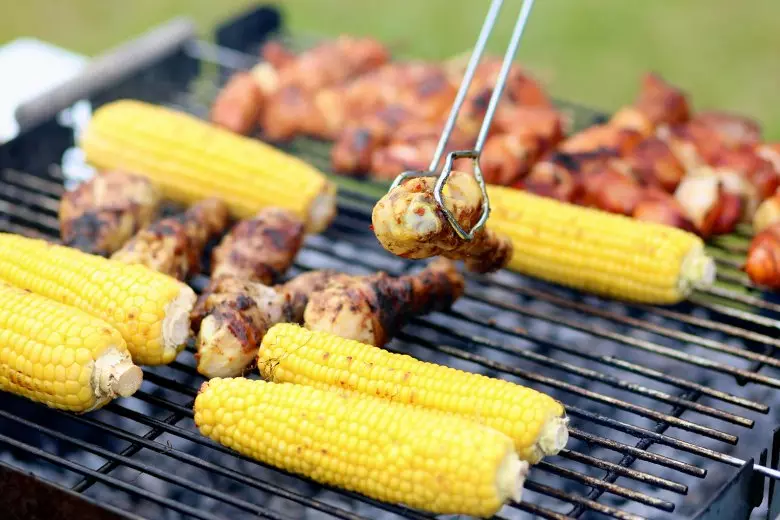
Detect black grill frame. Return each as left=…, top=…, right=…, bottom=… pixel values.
left=0, top=4, right=778, bottom=519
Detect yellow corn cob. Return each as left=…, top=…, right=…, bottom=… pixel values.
left=0, top=281, right=142, bottom=412
left=486, top=185, right=717, bottom=304
left=0, top=233, right=196, bottom=365
left=79, top=99, right=338, bottom=234
left=259, top=323, right=568, bottom=464
left=194, top=378, right=527, bottom=517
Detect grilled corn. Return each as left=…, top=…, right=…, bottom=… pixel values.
left=486, top=185, right=716, bottom=304
left=0, top=233, right=196, bottom=365
left=0, top=281, right=142, bottom=412
left=79, top=99, right=338, bottom=234
left=194, top=378, right=527, bottom=517
left=259, top=323, right=568, bottom=464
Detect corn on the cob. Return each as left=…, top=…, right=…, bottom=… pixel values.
left=0, top=281, right=142, bottom=412
left=0, top=233, right=196, bottom=365
left=486, top=185, right=716, bottom=304
left=259, top=323, right=568, bottom=464
left=79, top=99, right=337, bottom=234
left=194, top=378, right=527, bottom=517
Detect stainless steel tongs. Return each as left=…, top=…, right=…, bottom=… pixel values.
left=388, top=0, right=537, bottom=241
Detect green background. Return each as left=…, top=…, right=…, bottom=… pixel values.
left=2, top=0, right=778, bottom=138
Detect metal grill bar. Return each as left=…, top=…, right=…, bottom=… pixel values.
left=0, top=411, right=291, bottom=520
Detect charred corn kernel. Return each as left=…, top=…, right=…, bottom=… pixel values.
left=486, top=185, right=716, bottom=304
left=80, top=99, right=337, bottom=234
left=195, top=378, right=527, bottom=517
left=0, top=233, right=196, bottom=365
left=0, top=281, right=142, bottom=412
left=259, top=324, right=568, bottom=464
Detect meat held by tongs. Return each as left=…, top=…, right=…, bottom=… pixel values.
left=372, top=171, right=513, bottom=273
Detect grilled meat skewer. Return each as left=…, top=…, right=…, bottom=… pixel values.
left=59, top=171, right=161, bottom=256
left=111, top=198, right=229, bottom=280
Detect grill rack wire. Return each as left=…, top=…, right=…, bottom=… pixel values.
left=1, top=4, right=779, bottom=520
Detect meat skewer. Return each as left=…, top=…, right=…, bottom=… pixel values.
left=59, top=170, right=161, bottom=256
left=111, top=198, right=229, bottom=281
left=304, top=258, right=464, bottom=347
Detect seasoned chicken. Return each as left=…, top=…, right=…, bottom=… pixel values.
left=690, top=111, right=761, bottom=148
left=632, top=188, right=696, bottom=232
left=634, top=72, right=691, bottom=128
left=111, top=198, right=229, bottom=280
left=304, top=258, right=464, bottom=347
left=372, top=171, right=513, bottom=273
left=623, top=137, right=686, bottom=193
left=192, top=269, right=347, bottom=378
left=210, top=207, right=305, bottom=283
left=59, top=171, right=161, bottom=256
left=744, top=222, right=780, bottom=289
left=754, top=189, right=780, bottom=233
left=209, top=71, right=265, bottom=135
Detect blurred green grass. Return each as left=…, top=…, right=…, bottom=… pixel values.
left=2, top=0, right=779, bottom=139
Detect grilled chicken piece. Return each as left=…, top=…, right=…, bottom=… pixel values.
left=673, top=171, right=745, bottom=237
left=559, top=125, right=643, bottom=157
left=271, top=36, right=390, bottom=93
left=192, top=269, right=349, bottom=378
left=632, top=188, right=697, bottom=232
left=210, top=71, right=265, bottom=135
left=59, top=171, right=162, bottom=256
left=744, top=223, right=780, bottom=289
left=260, top=41, right=295, bottom=70
left=580, top=165, right=642, bottom=216
left=304, top=258, right=464, bottom=347
left=634, top=72, right=691, bottom=128
left=331, top=105, right=413, bottom=174
left=609, top=106, right=655, bottom=138
left=519, top=160, right=581, bottom=203
left=480, top=132, right=542, bottom=186
left=753, top=189, right=780, bottom=233
left=691, top=111, right=762, bottom=148
left=624, top=137, right=686, bottom=192
left=494, top=106, right=566, bottom=150
left=372, top=171, right=513, bottom=273
left=111, top=198, right=229, bottom=280
left=658, top=120, right=724, bottom=171
left=711, top=145, right=780, bottom=202
left=210, top=207, right=305, bottom=284
left=194, top=276, right=286, bottom=377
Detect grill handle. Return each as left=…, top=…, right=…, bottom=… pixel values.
left=14, top=17, right=197, bottom=131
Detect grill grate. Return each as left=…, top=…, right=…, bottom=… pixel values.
left=0, top=16, right=778, bottom=520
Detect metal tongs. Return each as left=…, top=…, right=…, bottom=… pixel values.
left=388, top=0, right=536, bottom=241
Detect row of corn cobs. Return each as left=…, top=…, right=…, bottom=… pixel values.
left=0, top=97, right=721, bottom=517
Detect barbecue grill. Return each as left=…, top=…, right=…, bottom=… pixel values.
left=2, top=4, right=780, bottom=519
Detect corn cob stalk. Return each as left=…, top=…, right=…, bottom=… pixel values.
left=0, top=281, right=142, bottom=412
left=79, top=99, right=338, bottom=234
left=0, top=233, right=196, bottom=365
left=194, top=378, right=527, bottom=517
left=486, top=185, right=716, bottom=304
left=259, top=323, right=568, bottom=464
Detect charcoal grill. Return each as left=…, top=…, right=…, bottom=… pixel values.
left=2, top=5, right=780, bottom=520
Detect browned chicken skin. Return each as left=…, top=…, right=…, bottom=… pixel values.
left=58, top=171, right=161, bottom=256
left=210, top=207, right=305, bottom=284
left=111, top=198, right=229, bottom=280
left=372, top=171, right=513, bottom=273
left=304, top=258, right=464, bottom=347
left=744, top=223, right=780, bottom=289
left=192, top=207, right=307, bottom=378
left=209, top=71, right=265, bottom=135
